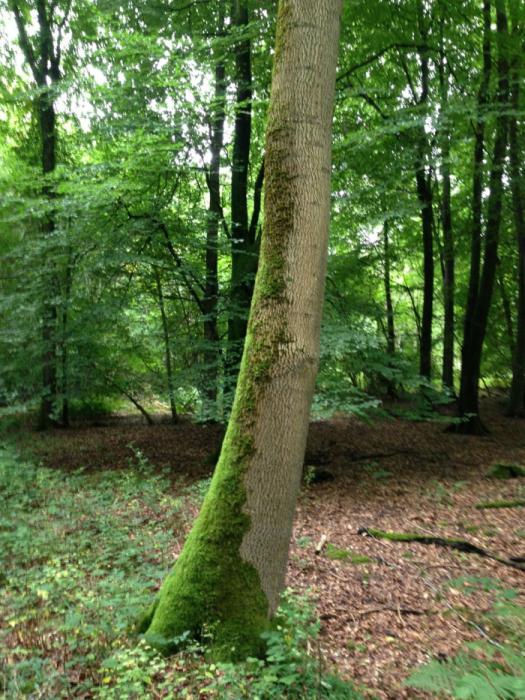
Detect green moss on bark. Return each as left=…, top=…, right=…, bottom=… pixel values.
left=143, top=239, right=290, bottom=660
left=142, top=0, right=302, bottom=662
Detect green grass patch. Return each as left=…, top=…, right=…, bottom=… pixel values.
left=486, top=463, right=525, bottom=479
left=475, top=499, right=525, bottom=509
left=326, top=543, right=373, bottom=565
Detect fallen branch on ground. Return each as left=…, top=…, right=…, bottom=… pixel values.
left=357, top=527, right=525, bottom=572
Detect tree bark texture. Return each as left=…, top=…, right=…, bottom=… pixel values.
left=456, top=0, right=510, bottom=434
left=142, top=0, right=342, bottom=660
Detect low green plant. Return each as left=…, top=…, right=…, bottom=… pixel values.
left=1, top=445, right=366, bottom=699
left=204, top=591, right=365, bottom=699
left=487, top=463, right=525, bottom=480
left=406, top=578, right=525, bottom=699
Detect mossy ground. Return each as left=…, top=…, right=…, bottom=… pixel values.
left=326, top=543, right=373, bottom=564
left=487, top=463, right=525, bottom=479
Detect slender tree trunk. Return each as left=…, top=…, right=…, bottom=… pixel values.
left=11, top=0, right=63, bottom=429
left=438, top=10, right=455, bottom=391
left=415, top=161, right=434, bottom=380
left=383, top=221, right=396, bottom=355
left=507, top=12, right=525, bottom=416
left=38, top=92, right=59, bottom=429
left=455, top=0, right=510, bottom=434
left=227, top=0, right=257, bottom=379
left=415, top=3, right=434, bottom=380
left=60, top=250, right=72, bottom=428
left=142, top=0, right=342, bottom=660
left=154, top=268, right=178, bottom=424
left=498, top=269, right=515, bottom=358
left=203, top=7, right=226, bottom=415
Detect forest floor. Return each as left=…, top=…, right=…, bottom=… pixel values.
left=2, top=397, right=525, bottom=699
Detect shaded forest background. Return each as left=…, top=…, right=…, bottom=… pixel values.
left=1, top=0, right=524, bottom=432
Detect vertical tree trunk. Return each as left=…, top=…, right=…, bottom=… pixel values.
left=455, top=0, right=492, bottom=433
left=38, top=88, right=59, bottom=429
left=415, top=161, right=434, bottom=380
left=456, top=0, right=510, bottom=434
left=60, top=249, right=72, bottom=428
left=498, top=269, right=515, bottom=358
left=203, top=6, right=226, bottom=415
left=383, top=220, right=396, bottom=355
left=228, top=0, right=257, bottom=378
left=154, top=268, right=178, bottom=424
left=142, top=0, right=342, bottom=660
left=11, top=0, right=62, bottom=429
left=415, top=2, right=434, bottom=380
left=438, top=8, right=455, bottom=391
left=507, top=9, right=525, bottom=416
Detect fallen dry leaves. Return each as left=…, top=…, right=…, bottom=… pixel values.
left=19, top=398, right=525, bottom=699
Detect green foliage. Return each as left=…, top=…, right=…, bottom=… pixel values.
left=406, top=579, right=525, bottom=699
left=0, top=444, right=364, bottom=697
left=475, top=499, right=525, bottom=509
left=202, top=591, right=365, bottom=700
left=486, top=464, right=525, bottom=480
left=0, top=443, right=179, bottom=697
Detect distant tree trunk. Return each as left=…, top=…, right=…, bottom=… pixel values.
left=142, top=0, right=342, bottom=660
left=10, top=0, right=67, bottom=429
left=203, top=6, right=226, bottom=414
left=60, top=249, right=73, bottom=428
left=383, top=220, right=396, bottom=355
left=438, top=9, right=455, bottom=391
left=455, top=0, right=510, bottom=434
left=507, top=10, right=525, bottom=416
left=415, top=2, right=434, bottom=380
left=498, top=269, right=515, bottom=358
left=228, top=0, right=257, bottom=379
left=154, top=268, right=178, bottom=424
left=39, top=92, right=59, bottom=429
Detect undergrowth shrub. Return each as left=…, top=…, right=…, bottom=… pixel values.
left=0, top=444, right=363, bottom=699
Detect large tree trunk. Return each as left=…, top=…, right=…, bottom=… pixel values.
left=455, top=0, right=510, bottom=434
left=227, top=0, right=257, bottom=379
left=203, top=7, right=226, bottom=415
left=142, top=0, right=342, bottom=660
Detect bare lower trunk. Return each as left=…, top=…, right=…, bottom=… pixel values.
left=154, top=268, right=178, bottom=424
left=143, top=0, right=342, bottom=660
